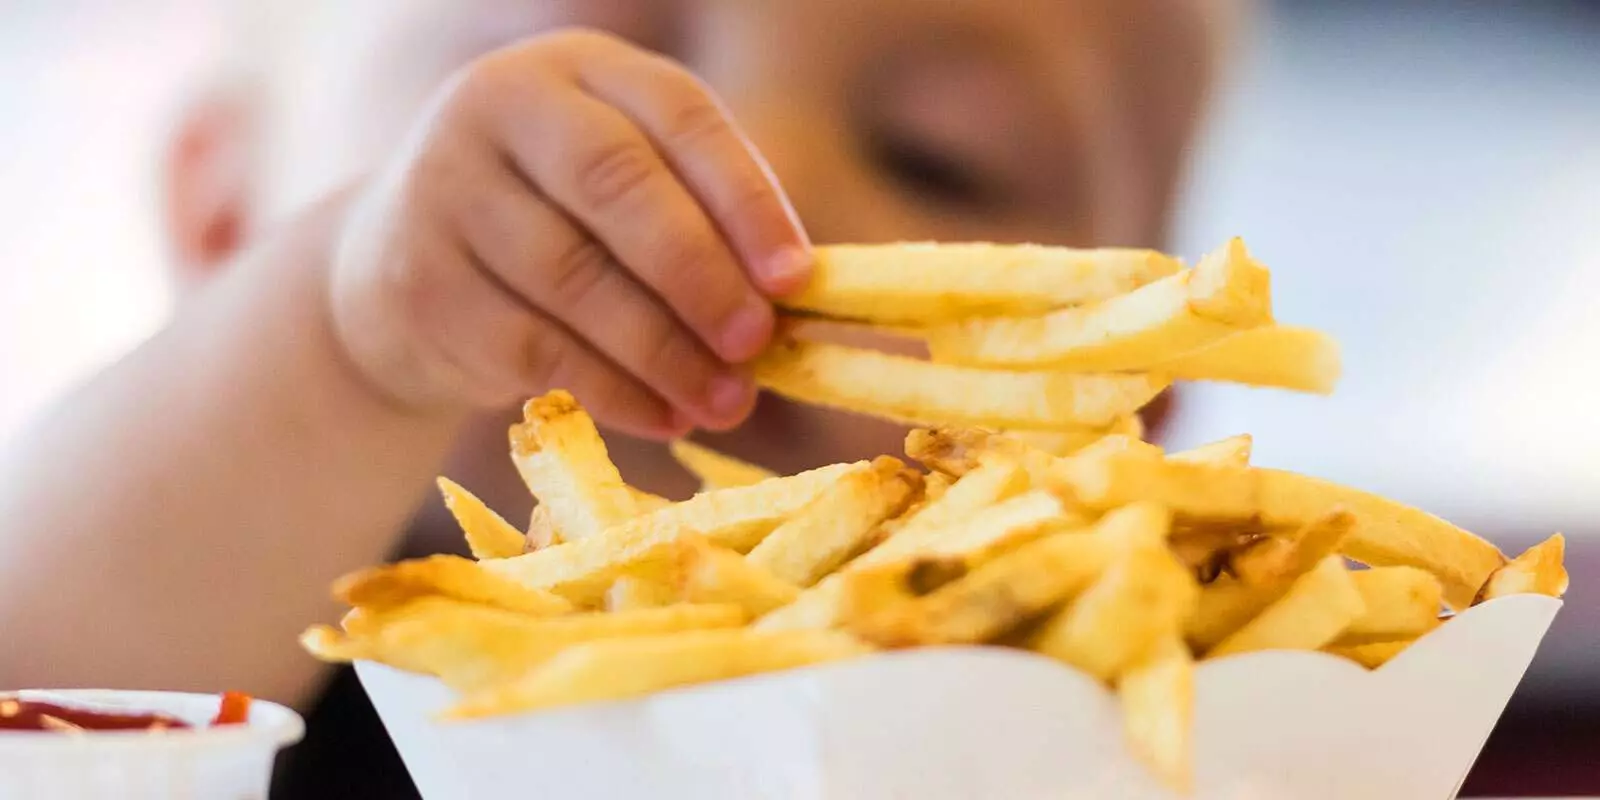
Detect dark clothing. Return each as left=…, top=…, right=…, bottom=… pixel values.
left=271, top=667, right=420, bottom=799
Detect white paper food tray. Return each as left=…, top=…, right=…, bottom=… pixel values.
left=357, top=593, right=1559, bottom=800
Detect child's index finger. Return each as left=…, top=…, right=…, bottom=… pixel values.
left=571, top=38, right=813, bottom=299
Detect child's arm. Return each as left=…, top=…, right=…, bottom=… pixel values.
left=0, top=30, right=808, bottom=707
left=0, top=194, right=464, bottom=706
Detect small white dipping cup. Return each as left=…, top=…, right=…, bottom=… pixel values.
left=0, top=689, right=304, bottom=800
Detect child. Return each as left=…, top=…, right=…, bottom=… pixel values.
left=0, top=1, right=1228, bottom=795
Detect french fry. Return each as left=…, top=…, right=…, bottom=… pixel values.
left=676, top=536, right=801, bottom=618
left=628, top=488, right=671, bottom=513
left=1337, top=567, right=1444, bottom=644
left=1185, top=578, right=1282, bottom=653
left=851, top=504, right=1167, bottom=647
left=509, top=391, right=639, bottom=541
left=1228, top=510, right=1354, bottom=587
left=304, top=598, right=745, bottom=692
left=1028, top=538, right=1199, bottom=683
left=753, top=556, right=965, bottom=632
left=1168, top=526, right=1256, bottom=584
left=779, top=243, right=1183, bottom=325
left=924, top=238, right=1272, bottom=370
left=909, top=490, right=1084, bottom=567
left=444, top=630, right=873, bottom=718
left=1052, top=449, right=1258, bottom=523
left=755, top=340, right=1169, bottom=431
left=603, top=576, right=681, bottom=612
left=1118, top=634, right=1194, bottom=794
left=747, top=458, right=921, bottom=586
left=1206, top=556, right=1365, bottom=658
left=1151, top=325, right=1342, bottom=395
left=669, top=440, right=776, bottom=491
left=852, top=462, right=1032, bottom=568
left=1323, top=637, right=1419, bottom=669
left=904, top=427, right=1058, bottom=480
left=781, top=315, right=931, bottom=351
left=437, top=477, right=528, bottom=560
left=905, top=425, right=1159, bottom=488
left=333, top=555, right=572, bottom=617
left=1474, top=533, right=1569, bottom=603
left=526, top=505, right=562, bottom=551
left=1005, top=415, right=1144, bottom=456
left=1169, top=434, right=1253, bottom=467
left=481, top=462, right=860, bottom=605
left=1255, top=468, right=1506, bottom=609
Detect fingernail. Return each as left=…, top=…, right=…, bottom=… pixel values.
left=758, top=246, right=813, bottom=296
left=706, top=374, right=755, bottom=422
left=719, top=300, right=774, bottom=362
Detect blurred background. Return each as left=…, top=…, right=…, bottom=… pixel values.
left=1, top=0, right=1596, bottom=795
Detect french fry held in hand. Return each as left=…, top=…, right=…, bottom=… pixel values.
left=923, top=238, right=1272, bottom=371
left=755, top=339, right=1169, bottom=431
left=780, top=243, right=1182, bottom=325
left=303, top=238, right=1567, bottom=793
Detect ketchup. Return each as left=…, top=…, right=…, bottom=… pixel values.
left=0, top=698, right=190, bottom=732
left=0, top=692, right=252, bottom=732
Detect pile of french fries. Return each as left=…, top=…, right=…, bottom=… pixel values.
left=302, top=240, right=1567, bottom=792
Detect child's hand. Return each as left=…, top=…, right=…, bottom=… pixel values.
left=330, top=30, right=810, bottom=438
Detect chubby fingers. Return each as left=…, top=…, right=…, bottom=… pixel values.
left=448, top=149, right=755, bottom=430
left=474, top=33, right=812, bottom=350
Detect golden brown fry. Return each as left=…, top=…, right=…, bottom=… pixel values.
left=1002, top=416, right=1146, bottom=456
left=437, top=477, right=529, bottom=560
left=853, top=465, right=1036, bottom=569
left=676, top=536, right=800, bottom=618
left=779, top=243, right=1183, bottom=325
left=1151, top=324, right=1342, bottom=395
left=922, top=472, right=953, bottom=502
left=668, top=440, right=776, bottom=491
left=1323, top=637, right=1419, bottom=669
left=509, top=391, right=639, bottom=541
left=1028, top=539, right=1199, bottom=682
left=755, top=340, right=1169, bottom=431
left=851, top=504, right=1167, bottom=647
left=1169, top=434, right=1253, bottom=467
left=1474, top=533, right=1569, bottom=603
left=1338, top=567, right=1444, bottom=644
left=1168, top=526, right=1255, bottom=584
left=904, top=427, right=1061, bottom=480
left=911, top=490, right=1084, bottom=566
left=1228, top=510, right=1354, bottom=587
left=526, top=505, right=562, bottom=551
left=1256, top=468, right=1506, bottom=609
left=747, top=458, right=922, bottom=586
left=1184, top=578, right=1281, bottom=653
left=753, top=556, right=965, bottom=632
left=603, top=576, right=681, bottom=612
left=1206, top=556, right=1365, bottom=658
left=482, top=463, right=860, bottom=605
left=924, top=238, right=1272, bottom=370
left=333, top=555, right=572, bottom=617
left=303, top=598, right=745, bottom=692
left=628, top=488, right=671, bottom=513
left=1118, top=634, right=1194, bottom=794
left=444, top=629, right=873, bottom=718
left=1052, top=449, right=1258, bottom=523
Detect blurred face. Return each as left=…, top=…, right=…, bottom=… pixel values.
left=251, top=0, right=1213, bottom=249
